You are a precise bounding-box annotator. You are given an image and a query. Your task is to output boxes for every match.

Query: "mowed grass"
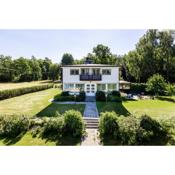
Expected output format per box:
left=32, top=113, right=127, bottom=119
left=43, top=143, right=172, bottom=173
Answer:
left=97, top=97, right=175, bottom=119
left=0, top=88, right=59, bottom=116
left=0, top=80, right=53, bottom=90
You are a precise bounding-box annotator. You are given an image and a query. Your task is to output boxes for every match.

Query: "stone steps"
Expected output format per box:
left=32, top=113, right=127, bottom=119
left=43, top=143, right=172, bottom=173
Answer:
left=84, top=118, right=99, bottom=129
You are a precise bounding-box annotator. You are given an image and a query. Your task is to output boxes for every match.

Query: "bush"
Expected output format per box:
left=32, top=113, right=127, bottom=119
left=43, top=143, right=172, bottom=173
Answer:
left=136, top=115, right=168, bottom=145
left=55, top=95, right=75, bottom=101
left=40, top=117, right=64, bottom=139
left=111, top=90, right=121, bottom=97
left=0, top=115, right=30, bottom=138
left=0, top=84, right=53, bottom=100
left=165, top=84, right=175, bottom=96
left=76, top=91, right=86, bottom=102
left=96, top=91, right=106, bottom=101
left=61, top=91, right=69, bottom=96
left=117, top=116, right=139, bottom=145
left=63, top=110, right=85, bottom=137
left=99, top=112, right=119, bottom=139
left=146, top=74, right=167, bottom=96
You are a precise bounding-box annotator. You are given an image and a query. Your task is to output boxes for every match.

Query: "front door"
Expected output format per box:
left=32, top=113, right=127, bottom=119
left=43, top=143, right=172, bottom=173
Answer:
left=85, top=83, right=96, bottom=96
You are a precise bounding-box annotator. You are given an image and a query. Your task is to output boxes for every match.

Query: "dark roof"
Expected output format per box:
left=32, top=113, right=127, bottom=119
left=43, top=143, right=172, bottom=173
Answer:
left=61, top=64, right=119, bottom=68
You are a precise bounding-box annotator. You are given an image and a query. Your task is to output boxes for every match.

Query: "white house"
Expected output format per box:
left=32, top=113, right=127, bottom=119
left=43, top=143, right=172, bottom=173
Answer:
left=61, top=63, right=119, bottom=96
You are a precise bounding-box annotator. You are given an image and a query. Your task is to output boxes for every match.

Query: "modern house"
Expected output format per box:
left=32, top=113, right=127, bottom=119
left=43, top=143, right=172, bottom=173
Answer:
left=61, top=62, right=119, bottom=96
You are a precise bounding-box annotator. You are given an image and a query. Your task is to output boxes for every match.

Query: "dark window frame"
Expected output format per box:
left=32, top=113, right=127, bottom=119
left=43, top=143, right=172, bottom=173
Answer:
left=70, top=69, right=79, bottom=75
left=102, top=69, right=111, bottom=75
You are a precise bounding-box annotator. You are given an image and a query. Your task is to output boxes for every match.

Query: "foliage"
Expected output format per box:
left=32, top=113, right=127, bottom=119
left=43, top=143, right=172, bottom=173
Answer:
left=76, top=91, right=86, bottom=102
left=63, top=110, right=85, bottom=137
left=0, top=55, right=59, bottom=82
left=122, top=30, right=175, bottom=83
left=61, top=91, right=70, bottom=96
left=136, top=115, right=168, bottom=145
left=130, top=83, right=147, bottom=93
left=146, top=74, right=167, bottom=95
left=0, top=115, right=30, bottom=138
left=40, top=117, right=64, bottom=139
left=96, top=91, right=106, bottom=101
left=117, top=116, right=139, bottom=145
left=165, top=84, right=175, bottom=96
left=61, top=53, right=74, bottom=65
left=0, top=84, right=53, bottom=100
left=99, top=112, right=119, bottom=139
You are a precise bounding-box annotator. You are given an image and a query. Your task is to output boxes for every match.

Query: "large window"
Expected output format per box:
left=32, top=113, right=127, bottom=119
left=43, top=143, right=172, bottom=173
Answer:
left=102, top=69, right=111, bottom=75
left=64, top=83, right=74, bottom=90
left=108, top=84, right=116, bottom=91
left=81, top=68, right=89, bottom=75
left=70, top=69, right=79, bottom=75
left=75, top=84, right=84, bottom=91
left=97, top=84, right=106, bottom=91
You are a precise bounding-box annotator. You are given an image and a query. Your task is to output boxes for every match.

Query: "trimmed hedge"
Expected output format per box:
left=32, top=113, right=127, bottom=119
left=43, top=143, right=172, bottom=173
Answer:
left=99, top=112, right=175, bottom=145
left=0, top=84, right=54, bottom=100
left=96, top=91, right=106, bottom=101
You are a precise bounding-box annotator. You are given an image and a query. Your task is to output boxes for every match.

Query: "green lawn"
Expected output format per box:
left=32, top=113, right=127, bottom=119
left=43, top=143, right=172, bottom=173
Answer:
left=97, top=97, right=175, bottom=119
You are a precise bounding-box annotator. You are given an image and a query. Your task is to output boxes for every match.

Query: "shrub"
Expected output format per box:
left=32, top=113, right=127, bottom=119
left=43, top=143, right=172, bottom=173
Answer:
left=111, top=90, right=121, bottom=97
left=40, top=117, right=64, bottom=139
left=99, top=112, right=119, bottom=139
left=63, top=110, right=85, bottom=137
left=76, top=91, right=86, bottom=102
left=96, top=91, right=106, bottom=101
left=136, top=115, right=168, bottom=145
left=0, top=115, right=30, bottom=138
left=117, top=116, right=139, bottom=145
left=0, top=84, right=53, bottom=100
left=146, top=74, right=167, bottom=96
left=61, top=91, right=70, bottom=96
left=55, top=95, right=75, bottom=101
left=165, top=84, right=175, bottom=96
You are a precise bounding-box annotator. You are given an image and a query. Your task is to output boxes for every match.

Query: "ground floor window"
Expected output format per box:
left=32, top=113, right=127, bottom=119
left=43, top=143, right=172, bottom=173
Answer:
left=108, top=83, right=117, bottom=91
left=75, top=84, right=84, bottom=91
left=64, top=83, right=74, bottom=90
left=97, top=84, right=106, bottom=91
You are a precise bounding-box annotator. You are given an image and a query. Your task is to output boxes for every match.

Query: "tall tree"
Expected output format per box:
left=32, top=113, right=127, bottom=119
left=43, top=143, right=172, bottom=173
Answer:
left=61, top=53, right=74, bottom=65
left=49, top=63, right=60, bottom=81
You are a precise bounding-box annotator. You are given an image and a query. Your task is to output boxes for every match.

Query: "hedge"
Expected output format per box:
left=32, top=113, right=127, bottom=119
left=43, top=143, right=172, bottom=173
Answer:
left=0, top=84, right=54, bottom=100
left=99, top=112, right=175, bottom=145
left=0, top=110, right=85, bottom=140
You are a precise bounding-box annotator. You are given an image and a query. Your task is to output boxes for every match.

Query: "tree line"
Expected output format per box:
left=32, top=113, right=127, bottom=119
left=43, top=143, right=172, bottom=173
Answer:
left=0, top=56, right=60, bottom=82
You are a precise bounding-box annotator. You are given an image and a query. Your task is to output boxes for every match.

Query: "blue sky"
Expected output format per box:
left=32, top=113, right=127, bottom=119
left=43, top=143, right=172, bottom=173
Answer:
left=0, top=30, right=146, bottom=63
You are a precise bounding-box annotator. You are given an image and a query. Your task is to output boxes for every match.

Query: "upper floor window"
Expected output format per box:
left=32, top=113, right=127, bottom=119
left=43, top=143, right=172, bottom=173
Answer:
left=81, top=68, right=89, bottom=75
left=70, top=69, right=79, bottom=75
left=102, top=69, right=111, bottom=75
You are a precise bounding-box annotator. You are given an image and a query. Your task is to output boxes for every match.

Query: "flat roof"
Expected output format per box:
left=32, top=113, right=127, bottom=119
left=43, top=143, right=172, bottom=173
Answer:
left=61, top=64, right=119, bottom=67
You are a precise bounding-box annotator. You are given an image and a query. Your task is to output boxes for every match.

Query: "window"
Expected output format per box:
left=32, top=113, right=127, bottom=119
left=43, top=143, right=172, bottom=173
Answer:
left=97, top=84, right=106, bottom=91
left=108, top=84, right=116, bottom=91
left=81, top=68, right=89, bottom=75
left=70, top=69, right=79, bottom=75
left=64, top=83, right=74, bottom=89
left=92, top=68, right=100, bottom=75
left=102, top=69, right=111, bottom=75
left=75, top=84, right=84, bottom=90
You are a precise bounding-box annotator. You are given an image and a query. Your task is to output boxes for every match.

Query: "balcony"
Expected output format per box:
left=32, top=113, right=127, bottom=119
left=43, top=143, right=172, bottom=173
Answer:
left=80, top=74, right=102, bottom=81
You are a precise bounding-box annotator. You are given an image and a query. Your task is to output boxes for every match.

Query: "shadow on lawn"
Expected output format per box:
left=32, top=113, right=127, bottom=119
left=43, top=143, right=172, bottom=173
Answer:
left=98, top=101, right=131, bottom=117
left=0, top=131, right=26, bottom=146
left=156, top=96, right=175, bottom=103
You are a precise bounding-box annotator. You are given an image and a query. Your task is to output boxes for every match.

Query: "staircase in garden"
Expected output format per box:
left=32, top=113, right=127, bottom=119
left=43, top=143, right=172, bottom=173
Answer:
left=84, top=118, right=99, bottom=129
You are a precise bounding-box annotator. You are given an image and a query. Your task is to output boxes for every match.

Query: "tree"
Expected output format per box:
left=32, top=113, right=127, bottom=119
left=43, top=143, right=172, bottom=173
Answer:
left=146, top=74, right=167, bottom=96
left=0, top=55, right=14, bottom=82
left=61, top=53, right=74, bottom=65
left=49, top=63, right=60, bottom=81
left=92, top=44, right=116, bottom=64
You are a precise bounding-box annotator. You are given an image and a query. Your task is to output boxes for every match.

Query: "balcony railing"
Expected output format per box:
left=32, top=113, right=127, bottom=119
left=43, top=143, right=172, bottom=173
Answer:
left=80, top=74, right=102, bottom=81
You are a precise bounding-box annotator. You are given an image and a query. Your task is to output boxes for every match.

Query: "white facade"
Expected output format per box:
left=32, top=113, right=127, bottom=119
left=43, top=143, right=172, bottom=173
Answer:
left=62, top=64, right=119, bottom=96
